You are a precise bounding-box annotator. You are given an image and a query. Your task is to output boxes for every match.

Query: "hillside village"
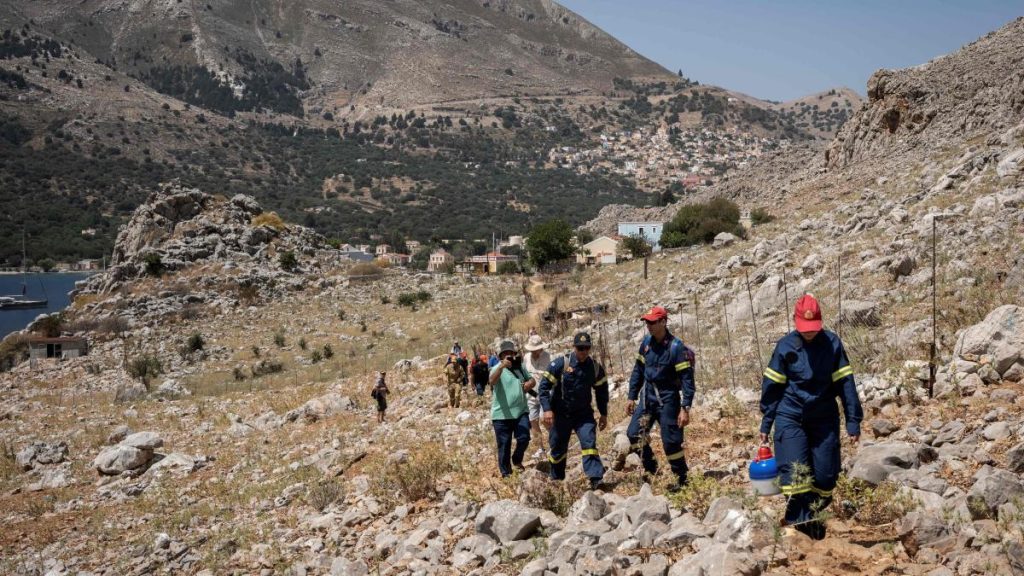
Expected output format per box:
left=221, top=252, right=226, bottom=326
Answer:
left=548, top=126, right=782, bottom=190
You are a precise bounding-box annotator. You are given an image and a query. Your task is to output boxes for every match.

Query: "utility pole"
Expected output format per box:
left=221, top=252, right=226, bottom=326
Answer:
left=929, top=217, right=937, bottom=398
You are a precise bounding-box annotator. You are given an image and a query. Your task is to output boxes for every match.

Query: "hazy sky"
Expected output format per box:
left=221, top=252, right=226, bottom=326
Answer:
left=558, top=0, right=1021, bottom=102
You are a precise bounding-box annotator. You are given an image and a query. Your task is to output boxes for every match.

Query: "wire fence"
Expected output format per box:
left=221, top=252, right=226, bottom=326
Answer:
left=540, top=218, right=1023, bottom=400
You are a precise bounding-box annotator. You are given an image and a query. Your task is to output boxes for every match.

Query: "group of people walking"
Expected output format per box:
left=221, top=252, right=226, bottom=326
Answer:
left=388, top=294, right=861, bottom=540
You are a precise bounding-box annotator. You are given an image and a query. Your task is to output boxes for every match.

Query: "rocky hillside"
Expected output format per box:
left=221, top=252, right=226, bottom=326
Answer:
left=0, top=0, right=858, bottom=266
left=5, top=0, right=671, bottom=114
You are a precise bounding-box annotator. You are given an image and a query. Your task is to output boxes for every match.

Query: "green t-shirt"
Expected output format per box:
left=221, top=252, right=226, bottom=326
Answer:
left=490, top=364, right=529, bottom=421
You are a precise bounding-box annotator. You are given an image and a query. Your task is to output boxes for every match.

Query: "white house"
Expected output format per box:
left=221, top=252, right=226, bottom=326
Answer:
left=577, top=236, right=621, bottom=266
left=427, top=249, right=454, bottom=272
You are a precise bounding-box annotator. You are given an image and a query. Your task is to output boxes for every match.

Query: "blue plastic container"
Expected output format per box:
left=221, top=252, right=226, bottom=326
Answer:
left=749, top=446, right=780, bottom=496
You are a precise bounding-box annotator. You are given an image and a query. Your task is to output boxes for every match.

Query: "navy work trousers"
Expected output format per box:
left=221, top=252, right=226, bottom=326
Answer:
left=626, top=391, right=688, bottom=484
left=548, top=413, right=604, bottom=481
left=492, top=412, right=531, bottom=477
left=774, top=413, right=841, bottom=540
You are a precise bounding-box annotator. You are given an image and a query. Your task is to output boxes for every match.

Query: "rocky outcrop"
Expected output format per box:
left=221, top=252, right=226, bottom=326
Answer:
left=82, top=182, right=328, bottom=294
left=826, top=17, right=1024, bottom=170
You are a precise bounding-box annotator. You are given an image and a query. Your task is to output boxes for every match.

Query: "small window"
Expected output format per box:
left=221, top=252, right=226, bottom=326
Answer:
left=639, top=227, right=644, bottom=235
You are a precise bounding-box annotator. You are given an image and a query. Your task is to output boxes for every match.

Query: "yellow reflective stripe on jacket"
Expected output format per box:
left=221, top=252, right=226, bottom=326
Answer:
left=548, top=453, right=567, bottom=464
left=674, top=361, right=691, bottom=371
left=832, top=365, right=854, bottom=382
left=666, top=450, right=685, bottom=461
left=780, top=482, right=812, bottom=495
left=541, top=371, right=558, bottom=384
left=763, top=367, right=787, bottom=384
left=635, top=353, right=646, bottom=364
left=581, top=448, right=599, bottom=457
left=594, top=377, right=608, bottom=387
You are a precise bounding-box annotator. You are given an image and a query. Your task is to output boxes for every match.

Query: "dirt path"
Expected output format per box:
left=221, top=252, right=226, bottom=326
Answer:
left=522, top=276, right=557, bottom=333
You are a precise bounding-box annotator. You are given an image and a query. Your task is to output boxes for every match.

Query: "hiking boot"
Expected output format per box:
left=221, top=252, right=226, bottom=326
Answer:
left=666, top=477, right=688, bottom=494
left=589, top=477, right=605, bottom=491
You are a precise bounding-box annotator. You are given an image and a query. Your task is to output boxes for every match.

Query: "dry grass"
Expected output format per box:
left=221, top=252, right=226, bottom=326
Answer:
left=251, top=212, right=286, bottom=230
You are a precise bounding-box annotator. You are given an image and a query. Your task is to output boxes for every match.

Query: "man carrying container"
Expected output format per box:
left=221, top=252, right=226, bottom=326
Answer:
left=760, top=294, right=862, bottom=540
left=539, top=332, right=609, bottom=490
left=626, top=305, right=696, bottom=491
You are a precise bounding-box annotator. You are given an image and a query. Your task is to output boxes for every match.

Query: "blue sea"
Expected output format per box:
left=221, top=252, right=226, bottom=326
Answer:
left=0, top=273, right=93, bottom=340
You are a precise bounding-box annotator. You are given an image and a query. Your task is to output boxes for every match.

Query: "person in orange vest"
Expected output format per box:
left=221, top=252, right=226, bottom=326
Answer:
left=760, top=294, right=863, bottom=540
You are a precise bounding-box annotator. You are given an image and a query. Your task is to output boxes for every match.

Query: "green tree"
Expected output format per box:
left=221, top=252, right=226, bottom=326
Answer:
left=575, top=228, right=595, bottom=247
left=525, top=219, right=575, bottom=269
left=621, top=234, right=653, bottom=259
left=660, top=198, right=745, bottom=248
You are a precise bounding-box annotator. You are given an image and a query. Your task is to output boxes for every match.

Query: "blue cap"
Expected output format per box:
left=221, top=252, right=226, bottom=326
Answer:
left=573, top=332, right=593, bottom=348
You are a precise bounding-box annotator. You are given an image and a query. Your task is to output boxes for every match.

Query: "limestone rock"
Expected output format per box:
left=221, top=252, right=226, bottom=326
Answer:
left=16, top=441, right=68, bottom=471
left=94, top=445, right=150, bottom=475
left=475, top=500, right=541, bottom=544
left=123, top=431, right=164, bottom=450
left=848, top=442, right=931, bottom=485
left=712, top=232, right=737, bottom=248
left=967, top=466, right=1024, bottom=519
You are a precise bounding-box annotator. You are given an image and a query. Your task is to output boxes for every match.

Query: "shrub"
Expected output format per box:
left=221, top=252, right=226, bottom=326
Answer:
left=307, top=479, right=343, bottom=511
left=185, top=333, right=205, bottom=353
left=273, top=330, right=286, bottom=347
left=0, top=334, right=30, bottom=372
left=396, top=290, right=432, bottom=308
left=128, top=354, right=162, bottom=387
left=750, top=207, right=775, bottom=225
left=666, top=471, right=743, bottom=519
left=97, top=316, right=130, bottom=337
left=251, top=212, right=286, bottom=231
left=237, top=283, right=259, bottom=304
left=252, top=359, right=284, bottom=376
left=660, top=197, right=746, bottom=248
left=278, top=250, right=298, bottom=272
left=310, top=349, right=322, bottom=363
left=32, top=312, right=65, bottom=337
left=348, top=262, right=382, bottom=277
left=232, top=366, right=246, bottom=381
left=322, top=344, right=333, bottom=359
left=496, top=261, right=521, bottom=275
left=832, top=476, right=918, bottom=525
left=370, top=442, right=455, bottom=506
left=143, top=252, right=165, bottom=277
left=298, top=337, right=307, bottom=350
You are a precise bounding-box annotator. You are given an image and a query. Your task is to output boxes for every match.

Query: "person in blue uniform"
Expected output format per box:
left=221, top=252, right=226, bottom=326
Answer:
left=760, top=293, right=863, bottom=540
left=539, top=332, right=609, bottom=490
left=626, top=305, right=696, bottom=491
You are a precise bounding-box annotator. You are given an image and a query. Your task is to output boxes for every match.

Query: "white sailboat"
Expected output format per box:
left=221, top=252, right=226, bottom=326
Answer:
left=0, top=230, right=48, bottom=310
